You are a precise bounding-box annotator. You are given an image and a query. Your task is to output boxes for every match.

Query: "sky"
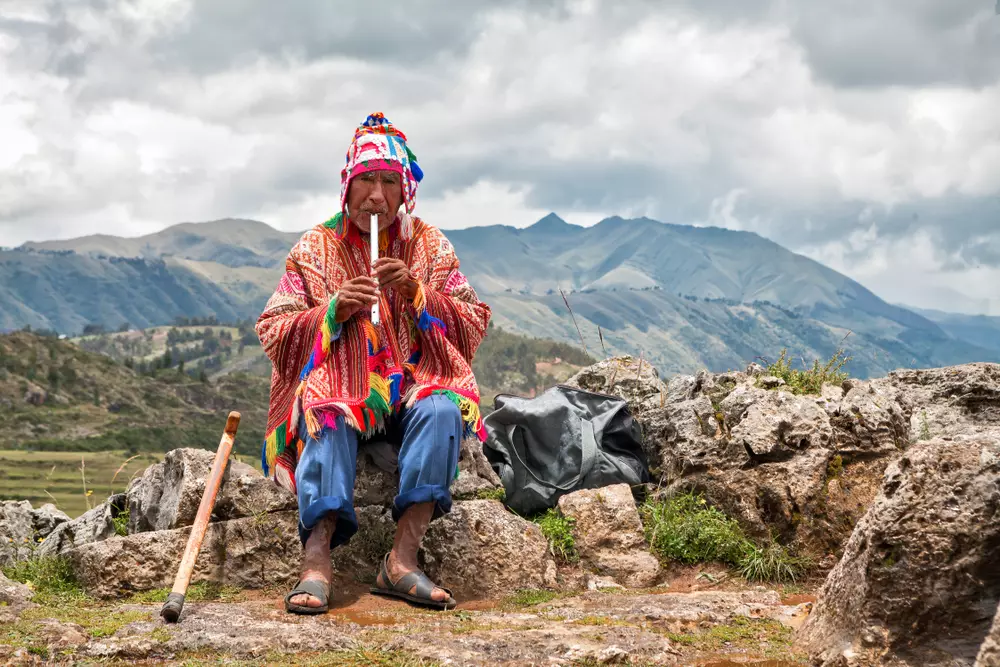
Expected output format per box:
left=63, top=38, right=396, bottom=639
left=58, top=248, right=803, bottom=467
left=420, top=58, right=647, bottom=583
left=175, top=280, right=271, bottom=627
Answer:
left=1, top=1, right=999, bottom=315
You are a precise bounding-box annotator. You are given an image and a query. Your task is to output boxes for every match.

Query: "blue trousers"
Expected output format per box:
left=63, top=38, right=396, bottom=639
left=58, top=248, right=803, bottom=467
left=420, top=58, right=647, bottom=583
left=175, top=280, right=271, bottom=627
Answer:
left=295, top=395, right=462, bottom=548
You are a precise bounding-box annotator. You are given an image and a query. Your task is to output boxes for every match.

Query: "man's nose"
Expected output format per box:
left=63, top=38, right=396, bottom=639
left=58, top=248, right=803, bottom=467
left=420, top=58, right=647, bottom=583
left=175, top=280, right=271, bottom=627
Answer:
left=368, top=180, right=386, bottom=205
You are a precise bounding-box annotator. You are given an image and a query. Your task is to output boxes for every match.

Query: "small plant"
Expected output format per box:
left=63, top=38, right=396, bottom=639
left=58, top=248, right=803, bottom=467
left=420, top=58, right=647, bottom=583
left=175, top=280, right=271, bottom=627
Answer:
left=533, top=508, right=579, bottom=563
left=739, top=541, right=812, bottom=583
left=641, top=492, right=809, bottom=583
left=112, top=505, right=129, bottom=537
left=760, top=347, right=851, bottom=395
left=2, top=555, right=86, bottom=604
left=826, top=454, right=844, bottom=480
left=474, top=487, right=506, bottom=502
left=918, top=410, right=931, bottom=441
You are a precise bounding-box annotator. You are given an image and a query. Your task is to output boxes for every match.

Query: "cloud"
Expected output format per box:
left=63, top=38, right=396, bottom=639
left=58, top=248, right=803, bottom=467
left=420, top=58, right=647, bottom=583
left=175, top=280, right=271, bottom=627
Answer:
left=0, top=0, right=998, bottom=314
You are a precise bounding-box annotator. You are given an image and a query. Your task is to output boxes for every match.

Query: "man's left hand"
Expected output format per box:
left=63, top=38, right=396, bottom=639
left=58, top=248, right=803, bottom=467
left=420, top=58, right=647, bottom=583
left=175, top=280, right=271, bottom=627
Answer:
left=373, top=258, right=418, bottom=300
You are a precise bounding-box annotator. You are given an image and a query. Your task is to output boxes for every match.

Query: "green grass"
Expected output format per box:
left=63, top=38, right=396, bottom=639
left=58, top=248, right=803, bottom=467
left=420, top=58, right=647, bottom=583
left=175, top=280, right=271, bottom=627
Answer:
left=124, top=581, right=244, bottom=605
left=502, top=589, right=562, bottom=608
left=666, top=615, right=798, bottom=657
left=641, top=492, right=809, bottom=583
left=0, top=449, right=159, bottom=518
left=2, top=555, right=87, bottom=605
left=533, top=508, right=579, bottom=563
left=760, top=347, right=850, bottom=395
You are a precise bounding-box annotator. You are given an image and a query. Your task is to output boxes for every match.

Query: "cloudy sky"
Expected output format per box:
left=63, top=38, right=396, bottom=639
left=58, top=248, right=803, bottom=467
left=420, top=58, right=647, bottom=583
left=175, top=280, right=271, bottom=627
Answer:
left=2, top=0, right=999, bottom=314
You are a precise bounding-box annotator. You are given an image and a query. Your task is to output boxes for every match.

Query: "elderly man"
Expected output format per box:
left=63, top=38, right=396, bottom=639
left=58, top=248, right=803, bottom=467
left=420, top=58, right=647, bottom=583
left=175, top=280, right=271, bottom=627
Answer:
left=256, top=112, right=491, bottom=614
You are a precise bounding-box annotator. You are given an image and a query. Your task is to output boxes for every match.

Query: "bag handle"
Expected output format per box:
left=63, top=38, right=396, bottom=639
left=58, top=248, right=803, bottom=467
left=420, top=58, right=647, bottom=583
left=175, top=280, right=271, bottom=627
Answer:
left=505, top=418, right=599, bottom=492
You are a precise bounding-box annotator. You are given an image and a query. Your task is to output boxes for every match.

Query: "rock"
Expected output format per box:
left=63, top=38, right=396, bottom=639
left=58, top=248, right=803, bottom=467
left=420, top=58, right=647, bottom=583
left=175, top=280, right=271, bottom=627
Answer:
left=976, top=604, right=1000, bottom=667
left=758, top=375, right=785, bottom=389
left=22, top=381, right=46, bottom=405
left=127, top=448, right=295, bottom=533
left=0, top=571, right=34, bottom=624
left=0, top=501, right=35, bottom=565
left=37, top=495, right=126, bottom=558
left=730, top=390, right=833, bottom=462
left=452, top=436, right=504, bottom=500
left=31, top=503, right=70, bottom=539
left=562, top=355, right=910, bottom=556
left=68, top=511, right=301, bottom=598
left=557, top=483, right=661, bottom=588
left=799, top=438, right=1000, bottom=667
left=587, top=574, right=626, bottom=591
left=420, top=500, right=553, bottom=599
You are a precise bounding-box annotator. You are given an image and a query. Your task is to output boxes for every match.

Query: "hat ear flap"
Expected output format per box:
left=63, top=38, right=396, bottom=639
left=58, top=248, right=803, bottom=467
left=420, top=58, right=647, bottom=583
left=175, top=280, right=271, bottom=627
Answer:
left=399, top=204, right=413, bottom=240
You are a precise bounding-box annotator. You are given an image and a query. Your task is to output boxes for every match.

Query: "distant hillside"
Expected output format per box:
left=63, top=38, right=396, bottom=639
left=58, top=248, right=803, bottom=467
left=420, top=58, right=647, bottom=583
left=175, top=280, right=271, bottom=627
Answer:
left=5, top=214, right=998, bottom=378
left=904, top=306, right=1000, bottom=356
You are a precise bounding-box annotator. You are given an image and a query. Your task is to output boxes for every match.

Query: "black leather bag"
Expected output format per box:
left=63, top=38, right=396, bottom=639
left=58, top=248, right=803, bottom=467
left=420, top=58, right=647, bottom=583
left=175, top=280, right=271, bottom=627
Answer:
left=482, top=384, right=650, bottom=516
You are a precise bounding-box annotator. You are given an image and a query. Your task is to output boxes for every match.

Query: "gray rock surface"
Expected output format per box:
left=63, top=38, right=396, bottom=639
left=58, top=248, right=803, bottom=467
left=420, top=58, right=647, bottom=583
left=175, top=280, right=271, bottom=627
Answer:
left=420, top=500, right=554, bottom=600
left=0, top=570, right=34, bottom=623
left=37, top=494, right=126, bottom=558
left=1, top=500, right=72, bottom=564
left=0, top=501, right=35, bottom=565
left=799, top=438, right=1000, bottom=667
left=127, top=448, right=295, bottom=533
left=557, top=483, right=661, bottom=588
left=68, top=511, right=301, bottom=598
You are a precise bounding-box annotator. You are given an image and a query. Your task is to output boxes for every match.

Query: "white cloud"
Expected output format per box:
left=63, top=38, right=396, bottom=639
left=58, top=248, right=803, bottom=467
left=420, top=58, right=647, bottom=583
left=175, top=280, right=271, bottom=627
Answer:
left=0, top=0, right=998, bottom=312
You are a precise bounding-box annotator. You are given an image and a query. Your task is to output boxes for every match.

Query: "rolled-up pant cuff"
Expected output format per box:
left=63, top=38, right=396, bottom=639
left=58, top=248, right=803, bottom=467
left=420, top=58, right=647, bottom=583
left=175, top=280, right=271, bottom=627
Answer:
left=392, top=484, right=453, bottom=523
left=298, top=495, right=358, bottom=548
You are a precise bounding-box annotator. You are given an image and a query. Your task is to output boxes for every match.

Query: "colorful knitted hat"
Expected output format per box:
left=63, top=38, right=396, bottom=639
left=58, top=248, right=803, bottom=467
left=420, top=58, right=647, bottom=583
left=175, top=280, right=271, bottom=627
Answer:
left=339, top=112, right=423, bottom=239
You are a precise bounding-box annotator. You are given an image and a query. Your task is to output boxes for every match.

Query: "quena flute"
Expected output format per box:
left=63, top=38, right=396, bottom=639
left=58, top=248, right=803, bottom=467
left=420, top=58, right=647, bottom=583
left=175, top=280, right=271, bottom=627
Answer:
left=371, top=213, right=380, bottom=325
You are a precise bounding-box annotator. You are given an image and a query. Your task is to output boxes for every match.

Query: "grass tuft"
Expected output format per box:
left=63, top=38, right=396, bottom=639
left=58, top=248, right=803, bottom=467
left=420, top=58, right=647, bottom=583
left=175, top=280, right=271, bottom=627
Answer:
left=533, top=508, right=579, bottom=563
left=503, top=588, right=561, bottom=608
left=2, top=555, right=87, bottom=605
left=641, top=492, right=808, bottom=583
left=760, top=347, right=850, bottom=395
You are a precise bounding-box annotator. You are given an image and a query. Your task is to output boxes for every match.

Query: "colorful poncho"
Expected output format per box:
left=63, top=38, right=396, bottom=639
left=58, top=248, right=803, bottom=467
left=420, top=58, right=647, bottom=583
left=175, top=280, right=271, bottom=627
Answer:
left=256, top=214, right=492, bottom=492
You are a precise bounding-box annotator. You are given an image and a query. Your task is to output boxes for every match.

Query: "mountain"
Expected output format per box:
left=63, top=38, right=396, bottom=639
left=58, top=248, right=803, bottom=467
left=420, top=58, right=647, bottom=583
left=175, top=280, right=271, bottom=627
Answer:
left=3, top=214, right=997, bottom=378
left=903, top=306, right=1000, bottom=356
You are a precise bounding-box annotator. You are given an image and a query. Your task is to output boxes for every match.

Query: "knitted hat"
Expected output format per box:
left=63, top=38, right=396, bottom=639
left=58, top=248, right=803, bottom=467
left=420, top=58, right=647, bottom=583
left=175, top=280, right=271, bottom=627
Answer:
left=339, top=112, right=423, bottom=239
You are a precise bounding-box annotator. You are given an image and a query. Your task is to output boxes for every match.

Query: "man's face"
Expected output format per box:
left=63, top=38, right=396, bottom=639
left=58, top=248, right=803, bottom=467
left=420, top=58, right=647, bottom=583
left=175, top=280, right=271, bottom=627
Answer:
left=347, top=169, right=403, bottom=233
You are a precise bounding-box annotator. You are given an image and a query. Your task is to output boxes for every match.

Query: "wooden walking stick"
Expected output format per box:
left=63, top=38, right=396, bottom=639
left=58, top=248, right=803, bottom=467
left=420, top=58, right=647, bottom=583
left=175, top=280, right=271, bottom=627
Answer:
left=160, top=411, right=241, bottom=623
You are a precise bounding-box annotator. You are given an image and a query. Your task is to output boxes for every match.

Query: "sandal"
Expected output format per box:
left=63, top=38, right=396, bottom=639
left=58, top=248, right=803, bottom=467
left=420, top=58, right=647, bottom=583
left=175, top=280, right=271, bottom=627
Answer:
left=284, top=578, right=330, bottom=615
left=370, top=553, right=457, bottom=610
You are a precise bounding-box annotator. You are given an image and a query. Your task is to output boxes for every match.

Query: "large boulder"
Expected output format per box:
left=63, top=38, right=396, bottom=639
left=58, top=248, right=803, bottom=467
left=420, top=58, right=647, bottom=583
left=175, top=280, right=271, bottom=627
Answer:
left=37, top=494, right=126, bottom=558
left=799, top=438, right=1000, bottom=666
left=68, top=511, right=301, bottom=598
left=127, top=448, right=296, bottom=534
left=420, top=500, right=555, bottom=599
left=0, top=570, right=33, bottom=623
left=0, top=501, right=35, bottom=565
left=557, top=483, right=661, bottom=588
left=1, top=500, right=72, bottom=564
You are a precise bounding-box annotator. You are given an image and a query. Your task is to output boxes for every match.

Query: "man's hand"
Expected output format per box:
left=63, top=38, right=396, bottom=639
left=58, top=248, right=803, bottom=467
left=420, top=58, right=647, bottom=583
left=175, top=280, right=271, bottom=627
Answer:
left=373, top=258, right=418, bottom=300
left=334, top=276, right=379, bottom=323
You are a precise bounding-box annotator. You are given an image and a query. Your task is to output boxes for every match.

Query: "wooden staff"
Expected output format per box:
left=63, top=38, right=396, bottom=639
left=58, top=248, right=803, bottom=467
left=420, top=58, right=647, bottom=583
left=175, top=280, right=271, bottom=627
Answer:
left=160, top=411, right=241, bottom=623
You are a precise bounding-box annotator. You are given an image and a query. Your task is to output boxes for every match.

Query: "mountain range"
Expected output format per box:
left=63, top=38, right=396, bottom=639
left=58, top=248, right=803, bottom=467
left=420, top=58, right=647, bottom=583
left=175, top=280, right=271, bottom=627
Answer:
left=6, top=214, right=999, bottom=378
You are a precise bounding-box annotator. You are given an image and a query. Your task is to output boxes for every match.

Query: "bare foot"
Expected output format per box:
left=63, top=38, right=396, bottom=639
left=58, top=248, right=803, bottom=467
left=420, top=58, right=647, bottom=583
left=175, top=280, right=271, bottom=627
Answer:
left=289, top=514, right=334, bottom=608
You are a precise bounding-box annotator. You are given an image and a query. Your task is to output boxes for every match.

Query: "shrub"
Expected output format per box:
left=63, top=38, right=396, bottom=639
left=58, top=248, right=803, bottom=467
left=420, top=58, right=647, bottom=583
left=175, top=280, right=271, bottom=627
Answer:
left=761, top=347, right=850, bottom=395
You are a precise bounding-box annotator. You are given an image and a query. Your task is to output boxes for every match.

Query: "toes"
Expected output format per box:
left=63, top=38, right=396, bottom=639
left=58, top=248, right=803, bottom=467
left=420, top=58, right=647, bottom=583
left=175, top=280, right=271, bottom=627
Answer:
left=290, top=593, right=322, bottom=608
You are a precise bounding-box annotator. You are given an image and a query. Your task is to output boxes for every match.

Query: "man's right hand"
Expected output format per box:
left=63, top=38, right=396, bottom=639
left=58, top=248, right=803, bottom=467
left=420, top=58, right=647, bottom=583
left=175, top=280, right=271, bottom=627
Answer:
left=334, top=276, right=379, bottom=323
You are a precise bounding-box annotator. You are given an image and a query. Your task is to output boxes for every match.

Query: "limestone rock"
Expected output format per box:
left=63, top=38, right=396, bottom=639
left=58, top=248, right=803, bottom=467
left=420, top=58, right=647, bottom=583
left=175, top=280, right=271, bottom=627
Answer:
left=0, top=570, right=33, bottom=623
left=557, top=483, right=661, bottom=588
left=31, top=503, right=71, bottom=539
left=731, top=390, right=833, bottom=462
left=452, top=436, right=504, bottom=500
left=976, top=604, right=1000, bottom=667
left=68, top=511, right=301, bottom=598
left=420, top=500, right=553, bottom=599
left=127, top=448, right=295, bottom=533
left=799, top=438, right=1000, bottom=667
left=330, top=505, right=396, bottom=584
left=37, top=494, right=126, bottom=558
left=0, top=501, right=35, bottom=565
